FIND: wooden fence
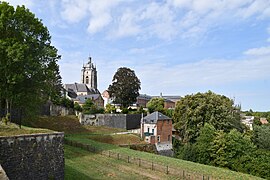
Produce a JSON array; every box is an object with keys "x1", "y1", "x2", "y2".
[{"x1": 65, "y1": 139, "x2": 213, "y2": 180}]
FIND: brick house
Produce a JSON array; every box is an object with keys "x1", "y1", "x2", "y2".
[{"x1": 141, "y1": 111, "x2": 173, "y2": 152}]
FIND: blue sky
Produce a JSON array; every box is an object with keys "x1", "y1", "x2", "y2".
[{"x1": 5, "y1": 0, "x2": 270, "y2": 111}]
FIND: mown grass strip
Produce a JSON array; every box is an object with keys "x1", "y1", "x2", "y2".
[{"x1": 65, "y1": 135, "x2": 263, "y2": 180}]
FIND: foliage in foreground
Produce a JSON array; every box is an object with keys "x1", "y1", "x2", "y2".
[{"x1": 0, "y1": 2, "x2": 62, "y2": 120}]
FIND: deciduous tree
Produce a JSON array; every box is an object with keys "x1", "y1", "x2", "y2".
[
  {"x1": 108, "y1": 67, "x2": 141, "y2": 108},
  {"x1": 146, "y1": 97, "x2": 164, "y2": 113},
  {"x1": 173, "y1": 91, "x2": 243, "y2": 143},
  {"x1": 0, "y1": 2, "x2": 62, "y2": 119}
]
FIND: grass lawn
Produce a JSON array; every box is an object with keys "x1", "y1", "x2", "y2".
[
  {"x1": 23, "y1": 115, "x2": 125, "y2": 135},
  {"x1": 65, "y1": 145, "x2": 176, "y2": 180},
  {"x1": 66, "y1": 134, "x2": 262, "y2": 180},
  {"x1": 0, "y1": 122, "x2": 54, "y2": 136},
  {"x1": 22, "y1": 115, "x2": 263, "y2": 180}
]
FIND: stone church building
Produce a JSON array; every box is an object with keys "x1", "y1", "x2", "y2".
[{"x1": 64, "y1": 57, "x2": 104, "y2": 107}]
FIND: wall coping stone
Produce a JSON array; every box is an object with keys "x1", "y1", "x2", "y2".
[
  {"x1": 0, "y1": 164, "x2": 9, "y2": 180},
  {"x1": 0, "y1": 132, "x2": 64, "y2": 139}
]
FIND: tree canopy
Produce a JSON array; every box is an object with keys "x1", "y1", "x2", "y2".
[
  {"x1": 173, "y1": 91, "x2": 243, "y2": 143},
  {"x1": 146, "y1": 97, "x2": 165, "y2": 113},
  {"x1": 0, "y1": 2, "x2": 62, "y2": 119},
  {"x1": 82, "y1": 99, "x2": 104, "y2": 114},
  {"x1": 108, "y1": 67, "x2": 141, "y2": 108}
]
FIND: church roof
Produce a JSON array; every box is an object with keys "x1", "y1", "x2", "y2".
[
  {"x1": 143, "y1": 111, "x2": 171, "y2": 124},
  {"x1": 75, "y1": 94, "x2": 101, "y2": 104},
  {"x1": 64, "y1": 83, "x2": 100, "y2": 94}
]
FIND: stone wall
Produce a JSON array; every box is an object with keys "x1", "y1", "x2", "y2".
[
  {"x1": 79, "y1": 113, "x2": 141, "y2": 130},
  {"x1": 97, "y1": 114, "x2": 127, "y2": 129},
  {"x1": 0, "y1": 132, "x2": 64, "y2": 180},
  {"x1": 50, "y1": 104, "x2": 74, "y2": 116},
  {"x1": 41, "y1": 102, "x2": 74, "y2": 116}
]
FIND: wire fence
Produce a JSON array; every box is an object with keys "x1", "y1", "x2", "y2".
[{"x1": 65, "y1": 139, "x2": 213, "y2": 180}]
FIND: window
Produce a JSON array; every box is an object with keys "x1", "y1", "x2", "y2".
[
  {"x1": 147, "y1": 127, "x2": 150, "y2": 133},
  {"x1": 168, "y1": 135, "x2": 170, "y2": 141},
  {"x1": 157, "y1": 135, "x2": 160, "y2": 143},
  {"x1": 152, "y1": 129, "x2": 154, "y2": 134},
  {"x1": 86, "y1": 76, "x2": 89, "y2": 84}
]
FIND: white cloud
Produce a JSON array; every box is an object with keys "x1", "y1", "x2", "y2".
[
  {"x1": 111, "y1": 9, "x2": 141, "y2": 38},
  {"x1": 134, "y1": 55, "x2": 270, "y2": 94},
  {"x1": 244, "y1": 46, "x2": 270, "y2": 56},
  {"x1": 60, "y1": 0, "x2": 121, "y2": 34},
  {"x1": 3, "y1": 0, "x2": 34, "y2": 8},
  {"x1": 60, "y1": 0, "x2": 88, "y2": 23},
  {"x1": 56, "y1": 0, "x2": 270, "y2": 40}
]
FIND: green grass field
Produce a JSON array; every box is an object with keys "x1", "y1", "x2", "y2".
[
  {"x1": 22, "y1": 115, "x2": 263, "y2": 179},
  {"x1": 0, "y1": 122, "x2": 53, "y2": 136},
  {"x1": 65, "y1": 145, "x2": 177, "y2": 180}
]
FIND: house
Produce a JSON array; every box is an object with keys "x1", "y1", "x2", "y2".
[
  {"x1": 136, "y1": 94, "x2": 152, "y2": 108},
  {"x1": 152, "y1": 93, "x2": 181, "y2": 109},
  {"x1": 241, "y1": 115, "x2": 254, "y2": 130},
  {"x1": 260, "y1": 118, "x2": 269, "y2": 124},
  {"x1": 141, "y1": 111, "x2": 173, "y2": 154}
]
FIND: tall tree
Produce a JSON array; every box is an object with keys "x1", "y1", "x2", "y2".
[
  {"x1": 146, "y1": 97, "x2": 165, "y2": 113},
  {"x1": 0, "y1": 2, "x2": 62, "y2": 119},
  {"x1": 108, "y1": 67, "x2": 141, "y2": 108},
  {"x1": 173, "y1": 91, "x2": 243, "y2": 143},
  {"x1": 210, "y1": 129, "x2": 255, "y2": 169},
  {"x1": 252, "y1": 125, "x2": 270, "y2": 150}
]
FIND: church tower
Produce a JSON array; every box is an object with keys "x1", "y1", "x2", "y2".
[{"x1": 81, "y1": 56, "x2": 97, "y2": 89}]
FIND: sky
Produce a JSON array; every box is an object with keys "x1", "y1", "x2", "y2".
[{"x1": 4, "y1": 0, "x2": 270, "y2": 111}]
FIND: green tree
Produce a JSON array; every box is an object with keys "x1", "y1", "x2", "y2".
[
  {"x1": 60, "y1": 98, "x2": 74, "y2": 108},
  {"x1": 146, "y1": 97, "x2": 165, "y2": 113},
  {"x1": 82, "y1": 99, "x2": 104, "y2": 114},
  {"x1": 173, "y1": 91, "x2": 243, "y2": 143},
  {"x1": 210, "y1": 129, "x2": 255, "y2": 169},
  {"x1": 105, "y1": 104, "x2": 116, "y2": 113},
  {"x1": 195, "y1": 123, "x2": 216, "y2": 165},
  {"x1": 74, "y1": 102, "x2": 82, "y2": 112},
  {"x1": 108, "y1": 67, "x2": 141, "y2": 108},
  {"x1": 0, "y1": 2, "x2": 61, "y2": 119},
  {"x1": 253, "y1": 125, "x2": 270, "y2": 150}
]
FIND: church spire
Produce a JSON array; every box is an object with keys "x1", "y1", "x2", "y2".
[{"x1": 81, "y1": 56, "x2": 97, "y2": 90}]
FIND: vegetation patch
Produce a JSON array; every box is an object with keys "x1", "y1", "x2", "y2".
[
  {"x1": 0, "y1": 122, "x2": 53, "y2": 136},
  {"x1": 65, "y1": 145, "x2": 175, "y2": 180},
  {"x1": 23, "y1": 115, "x2": 124, "y2": 135},
  {"x1": 87, "y1": 134, "x2": 145, "y2": 145}
]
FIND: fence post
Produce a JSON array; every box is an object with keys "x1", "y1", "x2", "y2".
[
  {"x1": 166, "y1": 165, "x2": 169, "y2": 174},
  {"x1": 183, "y1": 170, "x2": 185, "y2": 179}
]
